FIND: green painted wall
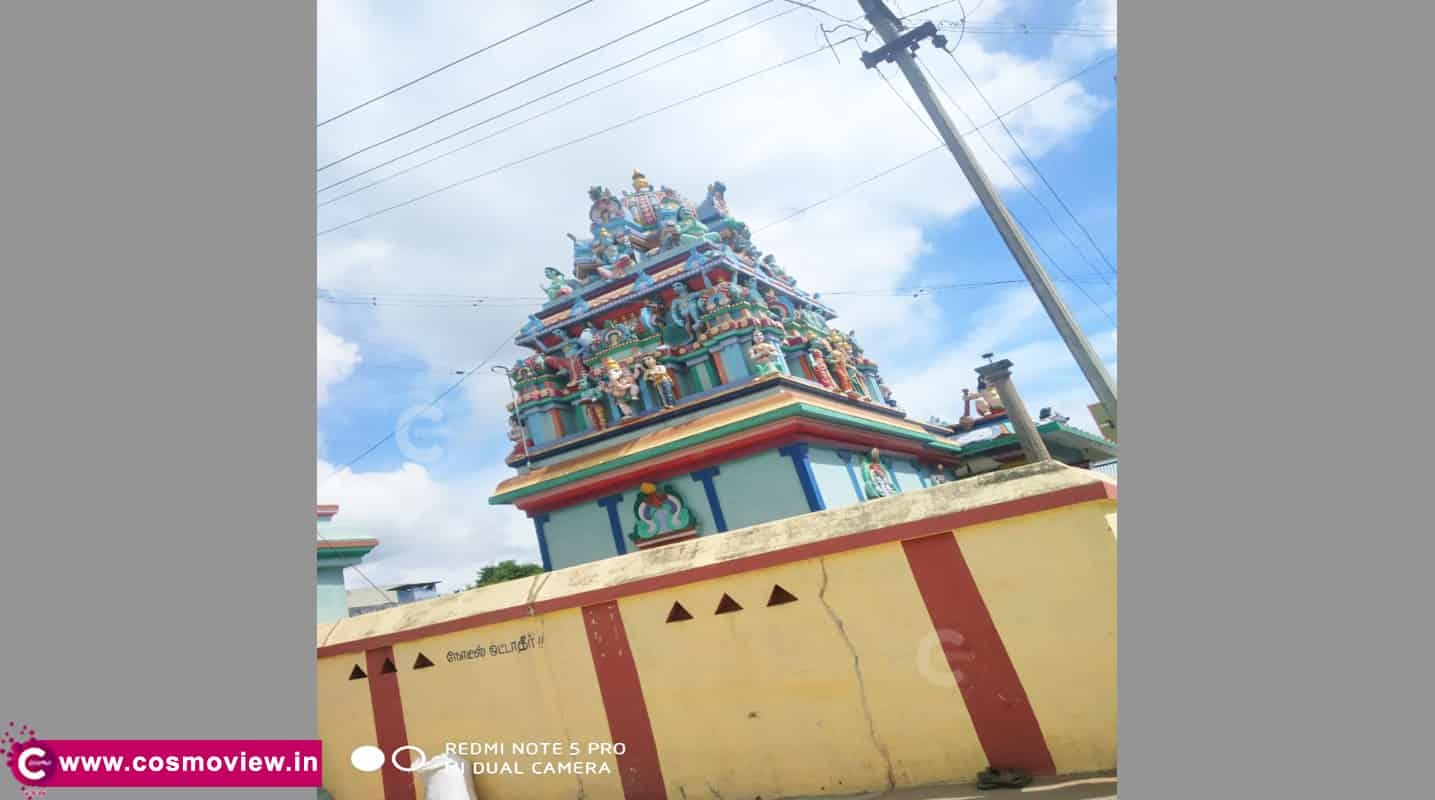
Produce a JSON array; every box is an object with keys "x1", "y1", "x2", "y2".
[
  {"x1": 890, "y1": 458, "x2": 926, "y2": 491},
  {"x1": 542, "y1": 501, "x2": 621, "y2": 570},
  {"x1": 317, "y1": 566, "x2": 348, "y2": 625},
  {"x1": 809, "y1": 446, "x2": 863, "y2": 509},
  {"x1": 706, "y1": 449, "x2": 810, "y2": 531}
]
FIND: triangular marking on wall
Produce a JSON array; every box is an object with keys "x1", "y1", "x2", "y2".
[
  {"x1": 767, "y1": 585, "x2": 799, "y2": 606},
  {"x1": 348, "y1": 665, "x2": 367, "y2": 680},
  {"x1": 715, "y1": 594, "x2": 743, "y2": 615},
  {"x1": 380, "y1": 658, "x2": 398, "y2": 674},
  {"x1": 413, "y1": 653, "x2": 435, "y2": 669},
  {"x1": 665, "y1": 602, "x2": 693, "y2": 623}
]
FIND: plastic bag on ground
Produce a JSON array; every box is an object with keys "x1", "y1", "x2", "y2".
[{"x1": 416, "y1": 753, "x2": 477, "y2": 800}]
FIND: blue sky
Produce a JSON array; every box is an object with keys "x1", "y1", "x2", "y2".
[{"x1": 316, "y1": 0, "x2": 1118, "y2": 590}]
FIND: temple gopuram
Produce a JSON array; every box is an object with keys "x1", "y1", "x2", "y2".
[{"x1": 489, "y1": 171, "x2": 1115, "y2": 571}]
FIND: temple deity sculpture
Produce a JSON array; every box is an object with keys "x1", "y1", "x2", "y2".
[
  {"x1": 808, "y1": 347, "x2": 837, "y2": 390},
  {"x1": 826, "y1": 339, "x2": 855, "y2": 395},
  {"x1": 640, "y1": 353, "x2": 678, "y2": 409},
  {"x1": 668, "y1": 283, "x2": 705, "y2": 342},
  {"x1": 860, "y1": 448, "x2": 899, "y2": 500},
  {"x1": 748, "y1": 331, "x2": 787, "y2": 377},
  {"x1": 878, "y1": 379, "x2": 898, "y2": 408},
  {"x1": 632, "y1": 170, "x2": 651, "y2": 192},
  {"x1": 542, "y1": 267, "x2": 574, "y2": 301},
  {"x1": 601, "y1": 358, "x2": 641, "y2": 419}
]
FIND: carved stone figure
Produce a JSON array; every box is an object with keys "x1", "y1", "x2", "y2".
[
  {"x1": 602, "y1": 358, "x2": 641, "y2": 419},
  {"x1": 542, "y1": 267, "x2": 574, "y2": 301},
  {"x1": 641, "y1": 354, "x2": 677, "y2": 409},
  {"x1": 808, "y1": 347, "x2": 837, "y2": 390},
  {"x1": 748, "y1": 331, "x2": 786, "y2": 377},
  {"x1": 860, "y1": 448, "x2": 899, "y2": 500},
  {"x1": 632, "y1": 170, "x2": 651, "y2": 192}
]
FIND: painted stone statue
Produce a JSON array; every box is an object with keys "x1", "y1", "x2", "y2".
[
  {"x1": 808, "y1": 347, "x2": 837, "y2": 390},
  {"x1": 860, "y1": 448, "x2": 899, "y2": 500},
  {"x1": 641, "y1": 353, "x2": 678, "y2": 409},
  {"x1": 542, "y1": 267, "x2": 574, "y2": 301},
  {"x1": 601, "y1": 358, "x2": 641, "y2": 420},
  {"x1": 748, "y1": 330, "x2": 787, "y2": 377},
  {"x1": 629, "y1": 482, "x2": 697, "y2": 546}
]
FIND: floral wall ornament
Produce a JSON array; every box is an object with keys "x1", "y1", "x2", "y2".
[
  {"x1": 860, "y1": 448, "x2": 899, "y2": 500},
  {"x1": 629, "y1": 482, "x2": 697, "y2": 545}
]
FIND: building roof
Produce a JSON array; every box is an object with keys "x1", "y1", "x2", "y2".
[
  {"x1": 346, "y1": 582, "x2": 441, "y2": 611},
  {"x1": 490, "y1": 377, "x2": 960, "y2": 508}
]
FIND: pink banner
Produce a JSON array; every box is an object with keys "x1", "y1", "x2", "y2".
[{"x1": 7, "y1": 740, "x2": 322, "y2": 788}]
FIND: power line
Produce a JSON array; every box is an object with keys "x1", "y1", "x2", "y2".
[
  {"x1": 317, "y1": 0, "x2": 718, "y2": 173},
  {"x1": 877, "y1": 63, "x2": 939, "y2": 138},
  {"x1": 316, "y1": 41, "x2": 845, "y2": 238},
  {"x1": 915, "y1": 57, "x2": 1116, "y2": 325},
  {"x1": 317, "y1": 0, "x2": 787, "y2": 199},
  {"x1": 318, "y1": 323, "x2": 525, "y2": 487},
  {"x1": 756, "y1": 53, "x2": 1115, "y2": 234},
  {"x1": 316, "y1": 0, "x2": 599, "y2": 128},
  {"x1": 946, "y1": 50, "x2": 1118, "y2": 276}
]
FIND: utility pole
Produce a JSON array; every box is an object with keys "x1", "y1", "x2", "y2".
[{"x1": 857, "y1": 0, "x2": 1118, "y2": 428}]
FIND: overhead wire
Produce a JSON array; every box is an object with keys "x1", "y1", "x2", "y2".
[
  {"x1": 945, "y1": 48, "x2": 1118, "y2": 276},
  {"x1": 316, "y1": 41, "x2": 849, "y2": 238},
  {"x1": 316, "y1": 0, "x2": 600, "y2": 128},
  {"x1": 317, "y1": 0, "x2": 800, "y2": 202},
  {"x1": 914, "y1": 55, "x2": 1117, "y2": 324},
  {"x1": 755, "y1": 52, "x2": 1115, "y2": 234},
  {"x1": 317, "y1": 0, "x2": 719, "y2": 173}
]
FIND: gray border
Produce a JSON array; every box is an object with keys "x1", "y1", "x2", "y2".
[
  {"x1": 1122, "y1": 1, "x2": 1430, "y2": 797},
  {"x1": 0, "y1": 3, "x2": 314, "y2": 797}
]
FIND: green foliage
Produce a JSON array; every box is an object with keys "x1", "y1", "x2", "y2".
[{"x1": 462, "y1": 560, "x2": 544, "y2": 591}]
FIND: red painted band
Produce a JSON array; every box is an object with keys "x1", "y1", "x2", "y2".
[
  {"x1": 365, "y1": 646, "x2": 416, "y2": 800},
  {"x1": 583, "y1": 601, "x2": 667, "y2": 800},
  {"x1": 901, "y1": 534, "x2": 1056, "y2": 775},
  {"x1": 320, "y1": 481, "x2": 1113, "y2": 659}
]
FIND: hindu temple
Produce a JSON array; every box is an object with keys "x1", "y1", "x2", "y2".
[{"x1": 489, "y1": 171, "x2": 1116, "y2": 571}]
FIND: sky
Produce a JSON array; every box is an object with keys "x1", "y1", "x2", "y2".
[{"x1": 315, "y1": 0, "x2": 1119, "y2": 593}]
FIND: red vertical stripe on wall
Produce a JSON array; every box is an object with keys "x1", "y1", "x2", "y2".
[
  {"x1": 366, "y1": 646, "x2": 417, "y2": 800},
  {"x1": 901, "y1": 534, "x2": 1057, "y2": 775},
  {"x1": 583, "y1": 601, "x2": 667, "y2": 800}
]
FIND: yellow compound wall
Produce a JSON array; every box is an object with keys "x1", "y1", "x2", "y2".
[{"x1": 316, "y1": 462, "x2": 1116, "y2": 800}]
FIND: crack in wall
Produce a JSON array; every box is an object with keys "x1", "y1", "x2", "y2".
[{"x1": 817, "y1": 559, "x2": 897, "y2": 791}]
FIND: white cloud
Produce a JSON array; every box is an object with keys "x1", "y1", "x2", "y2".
[
  {"x1": 315, "y1": 1, "x2": 1118, "y2": 582},
  {"x1": 317, "y1": 460, "x2": 537, "y2": 592},
  {"x1": 317, "y1": 322, "x2": 361, "y2": 406}
]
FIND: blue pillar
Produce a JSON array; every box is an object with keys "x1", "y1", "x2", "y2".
[
  {"x1": 531, "y1": 513, "x2": 553, "y2": 571},
  {"x1": 720, "y1": 341, "x2": 750, "y2": 382},
  {"x1": 777, "y1": 443, "x2": 825, "y2": 512},
  {"x1": 690, "y1": 466, "x2": 728, "y2": 533},
  {"x1": 916, "y1": 462, "x2": 931, "y2": 488},
  {"x1": 596, "y1": 493, "x2": 627, "y2": 555},
  {"x1": 835, "y1": 449, "x2": 865, "y2": 502}
]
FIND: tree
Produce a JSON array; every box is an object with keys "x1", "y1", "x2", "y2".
[{"x1": 462, "y1": 560, "x2": 544, "y2": 591}]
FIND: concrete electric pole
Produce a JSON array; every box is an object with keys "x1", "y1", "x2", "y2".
[{"x1": 857, "y1": 0, "x2": 1118, "y2": 429}]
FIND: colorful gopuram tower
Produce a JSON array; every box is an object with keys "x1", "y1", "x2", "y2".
[{"x1": 489, "y1": 171, "x2": 1114, "y2": 571}]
